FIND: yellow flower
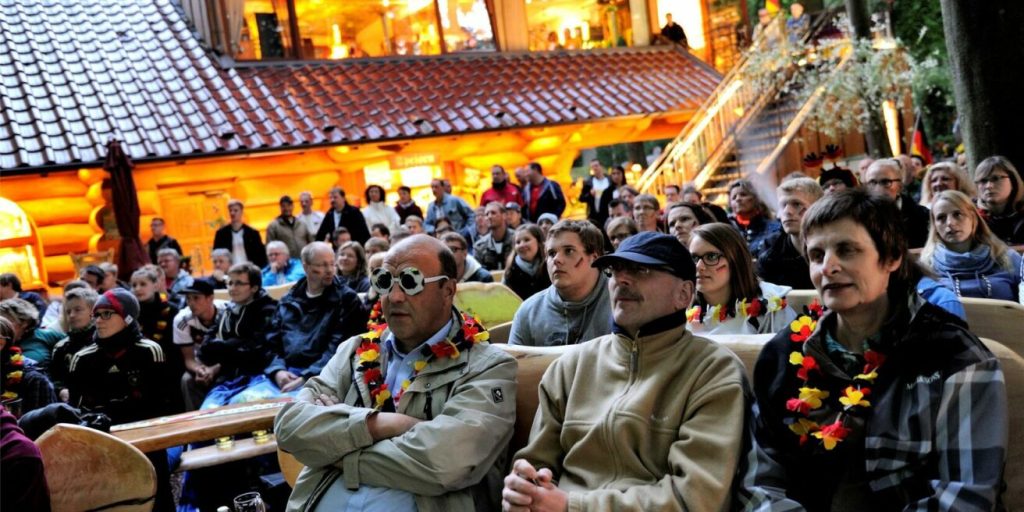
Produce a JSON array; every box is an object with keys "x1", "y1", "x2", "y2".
[
  {"x1": 401, "y1": 380, "x2": 411, "y2": 391},
  {"x1": 686, "y1": 306, "x2": 701, "y2": 322},
  {"x1": 838, "y1": 386, "x2": 870, "y2": 408},
  {"x1": 413, "y1": 360, "x2": 428, "y2": 372},
  {"x1": 789, "y1": 351, "x2": 805, "y2": 365},
  {"x1": 854, "y1": 370, "x2": 878, "y2": 382},
  {"x1": 1, "y1": 391, "x2": 16, "y2": 400},
  {"x1": 10, "y1": 353, "x2": 23, "y2": 365},
  {"x1": 768, "y1": 296, "x2": 784, "y2": 312},
  {"x1": 363, "y1": 330, "x2": 381, "y2": 340},
  {"x1": 709, "y1": 304, "x2": 724, "y2": 324},
  {"x1": 789, "y1": 316, "x2": 816, "y2": 334},
  {"x1": 738, "y1": 298, "x2": 749, "y2": 318},
  {"x1": 374, "y1": 388, "x2": 392, "y2": 408},
  {"x1": 473, "y1": 331, "x2": 490, "y2": 343},
  {"x1": 798, "y1": 387, "x2": 829, "y2": 409},
  {"x1": 788, "y1": 417, "x2": 819, "y2": 436},
  {"x1": 358, "y1": 349, "x2": 380, "y2": 364}
]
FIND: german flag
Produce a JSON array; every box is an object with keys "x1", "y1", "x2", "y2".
[{"x1": 910, "y1": 114, "x2": 933, "y2": 165}]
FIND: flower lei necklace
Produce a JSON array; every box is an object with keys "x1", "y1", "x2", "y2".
[
  {"x1": 686, "y1": 296, "x2": 788, "y2": 325},
  {"x1": 354, "y1": 306, "x2": 489, "y2": 412},
  {"x1": 1, "y1": 347, "x2": 25, "y2": 401},
  {"x1": 784, "y1": 299, "x2": 886, "y2": 450}
]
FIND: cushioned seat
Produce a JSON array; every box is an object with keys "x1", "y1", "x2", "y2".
[{"x1": 454, "y1": 282, "x2": 523, "y2": 328}]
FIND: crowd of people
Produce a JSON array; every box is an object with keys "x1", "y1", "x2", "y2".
[{"x1": 0, "y1": 153, "x2": 1018, "y2": 510}]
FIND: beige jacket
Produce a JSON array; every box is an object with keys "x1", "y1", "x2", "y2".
[
  {"x1": 515, "y1": 320, "x2": 748, "y2": 512},
  {"x1": 275, "y1": 309, "x2": 518, "y2": 511}
]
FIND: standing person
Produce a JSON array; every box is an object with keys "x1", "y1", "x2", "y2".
[
  {"x1": 362, "y1": 184, "x2": 401, "y2": 234},
  {"x1": 424, "y1": 178, "x2": 476, "y2": 233},
  {"x1": 579, "y1": 159, "x2": 611, "y2": 229},
  {"x1": 503, "y1": 224, "x2": 551, "y2": 300},
  {"x1": 920, "y1": 190, "x2": 1022, "y2": 301},
  {"x1": 335, "y1": 241, "x2": 371, "y2": 293},
  {"x1": 67, "y1": 289, "x2": 175, "y2": 511},
  {"x1": 503, "y1": 233, "x2": 747, "y2": 512},
  {"x1": 660, "y1": 12, "x2": 688, "y2": 47},
  {"x1": 757, "y1": 177, "x2": 823, "y2": 290},
  {"x1": 262, "y1": 241, "x2": 306, "y2": 287},
  {"x1": 735, "y1": 189, "x2": 1007, "y2": 510},
  {"x1": 522, "y1": 162, "x2": 566, "y2": 222},
  {"x1": 727, "y1": 179, "x2": 782, "y2": 258},
  {"x1": 296, "y1": 191, "x2": 324, "y2": 238},
  {"x1": 474, "y1": 201, "x2": 514, "y2": 271},
  {"x1": 274, "y1": 236, "x2": 516, "y2": 511},
  {"x1": 316, "y1": 187, "x2": 371, "y2": 246},
  {"x1": 687, "y1": 223, "x2": 797, "y2": 334},
  {"x1": 266, "y1": 195, "x2": 311, "y2": 260},
  {"x1": 394, "y1": 185, "x2": 423, "y2": 224},
  {"x1": 509, "y1": 220, "x2": 611, "y2": 346},
  {"x1": 481, "y1": 164, "x2": 524, "y2": 208},
  {"x1": 786, "y1": 1, "x2": 810, "y2": 43},
  {"x1": 213, "y1": 199, "x2": 267, "y2": 268},
  {"x1": 974, "y1": 156, "x2": 1024, "y2": 244},
  {"x1": 146, "y1": 217, "x2": 182, "y2": 265},
  {"x1": 864, "y1": 159, "x2": 931, "y2": 249}
]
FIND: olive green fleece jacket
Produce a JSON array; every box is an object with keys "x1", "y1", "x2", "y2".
[{"x1": 514, "y1": 320, "x2": 748, "y2": 512}]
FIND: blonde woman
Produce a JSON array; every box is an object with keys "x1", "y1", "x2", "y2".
[
  {"x1": 919, "y1": 161, "x2": 975, "y2": 207},
  {"x1": 920, "y1": 190, "x2": 1021, "y2": 301}
]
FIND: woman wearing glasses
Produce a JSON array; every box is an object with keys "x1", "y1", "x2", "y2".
[
  {"x1": 974, "y1": 156, "x2": 1024, "y2": 245},
  {"x1": 686, "y1": 223, "x2": 796, "y2": 334},
  {"x1": 919, "y1": 190, "x2": 1021, "y2": 301}
]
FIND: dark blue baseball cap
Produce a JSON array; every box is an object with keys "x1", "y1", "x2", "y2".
[{"x1": 592, "y1": 231, "x2": 696, "y2": 281}]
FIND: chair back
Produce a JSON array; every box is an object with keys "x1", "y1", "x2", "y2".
[
  {"x1": 496, "y1": 344, "x2": 569, "y2": 456},
  {"x1": 961, "y1": 298, "x2": 1024, "y2": 358},
  {"x1": 37, "y1": 423, "x2": 156, "y2": 512},
  {"x1": 454, "y1": 282, "x2": 523, "y2": 328},
  {"x1": 984, "y1": 338, "x2": 1024, "y2": 509},
  {"x1": 488, "y1": 321, "x2": 513, "y2": 344}
]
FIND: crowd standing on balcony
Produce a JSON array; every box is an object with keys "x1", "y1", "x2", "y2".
[{"x1": 0, "y1": 153, "x2": 1018, "y2": 511}]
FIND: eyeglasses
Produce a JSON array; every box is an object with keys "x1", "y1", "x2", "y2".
[
  {"x1": 974, "y1": 174, "x2": 1009, "y2": 187},
  {"x1": 601, "y1": 260, "x2": 672, "y2": 278},
  {"x1": 691, "y1": 251, "x2": 724, "y2": 266},
  {"x1": 866, "y1": 178, "x2": 900, "y2": 188},
  {"x1": 227, "y1": 280, "x2": 250, "y2": 287},
  {"x1": 92, "y1": 310, "x2": 118, "y2": 320},
  {"x1": 371, "y1": 267, "x2": 449, "y2": 297},
  {"x1": 446, "y1": 245, "x2": 466, "y2": 253}
]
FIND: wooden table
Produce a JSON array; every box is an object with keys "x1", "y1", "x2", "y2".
[{"x1": 111, "y1": 399, "x2": 291, "y2": 453}]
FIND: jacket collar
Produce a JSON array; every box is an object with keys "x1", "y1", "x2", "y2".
[{"x1": 612, "y1": 308, "x2": 687, "y2": 338}]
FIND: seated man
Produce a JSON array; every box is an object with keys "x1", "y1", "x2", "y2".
[
  {"x1": 173, "y1": 279, "x2": 226, "y2": 411},
  {"x1": 262, "y1": 241, "x2": 306, "y2": 287},
  {"x1": 157, "y1": 248, "x2": 193, "y2": 308},
  {"x1": 260, "y1": 242, "x2": 368, "y2": 396},
  {"x1": 441, "y1": 232, "x2": 493, "y2": 283},
  {"x1": 509, "y1": 220, "x2": 612, "y2": 346},
  {"x1": 757, "y1": 177, "x2": 823, "y2": 289},
  {"x1": 503, "y1": 232, "x2": 748, "y2": 510},
  {"x1": 275, "y1": 235, "x2": 517, "y2": 510}
]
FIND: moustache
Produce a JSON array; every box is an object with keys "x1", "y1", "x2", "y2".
[{"x1": 614, "y1": 290, "x2": 643, "y2": 301}]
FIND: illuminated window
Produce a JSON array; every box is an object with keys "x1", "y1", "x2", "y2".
[
  {"x1": 227, "y1": 0, "x2": 495, "y2": 60},
  {"x1": 526, "y1": 0, "x2": 633, "y2": 51}
]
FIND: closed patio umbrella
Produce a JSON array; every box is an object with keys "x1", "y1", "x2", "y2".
[{"x1": 103, "y1": 139, "x2": 149, "y2": 281}]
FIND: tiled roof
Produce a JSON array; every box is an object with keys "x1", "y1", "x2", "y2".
[{"x1": 0, "y1": 0, "x2": 721, "y2": 173}]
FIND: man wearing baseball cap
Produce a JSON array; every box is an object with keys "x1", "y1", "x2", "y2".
[
  {"x1": 173, "y1": 278, "x2": 227, "y2": 411},
  {"x1": 67, "y1": 288, "x2": 174, "y2": 510},
  {"x1": 503, "y1": 232, "x2": 748, "y2": 511}
]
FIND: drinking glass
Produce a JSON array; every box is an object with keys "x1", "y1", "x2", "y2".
[{"x1": 233, "y1": 491, "x2": 266, "y2": 512}]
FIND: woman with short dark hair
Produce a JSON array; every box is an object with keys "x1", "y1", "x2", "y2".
[
  {"x1": 736, "y1": 188, "x2": 1007, "y2": 510},
  {"x1": 727, "y1": 178, "x2": 781, "y2": 257}
]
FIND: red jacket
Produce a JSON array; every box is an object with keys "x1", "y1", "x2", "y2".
[{"x1": 480, "y1": 183, "x2": 523, "y2": 208}]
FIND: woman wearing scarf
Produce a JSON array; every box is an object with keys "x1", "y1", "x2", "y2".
[
  {"x1": 920, "y1": 190, "x2": 1021, "y2": 301},
  {"x1": 727, "y1": 178, "x2": 781, "y2": 258},
  {"x1": 503, "y1": 224, "x2": 551, "y2": 300}
]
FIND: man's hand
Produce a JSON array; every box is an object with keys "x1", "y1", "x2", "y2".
[
  {"x1": 275, "y1": 370, "x2": 304, "y2": 392},
  {"x1": 196, "y1": 363, "x2": 222, "y2": 385},
  {"x1": 313, "y1": 393, "x2": 339, "y2": 406},
  {"x1": 502, "y1": 459, "x2": 566, "y2": 512},
  {"x1": 367, "y1": 412, "x2": 422, "y2": 441},
  {"x1": 58, "y1": 388, "x2": 69, "y2": 402}
]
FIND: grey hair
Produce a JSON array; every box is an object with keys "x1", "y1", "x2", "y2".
[
  {"x1": 266, "y1": 240, "x2": 290, "y2": 257},
  {"x1": 301, "y1": 241, "x2": 334, "y2": 265},
  {"x1": 0, "y1": 298, "x2": 39, "y2": 328},
  {"x1": 157, "y1": 248, "x2": 181, "y2": 261},
  {"x1": 210, "y1": 248, "x2": 232, "y2": 260}
]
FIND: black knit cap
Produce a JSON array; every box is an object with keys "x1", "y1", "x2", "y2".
[{"x1": 818, "y1": 167, "x2": 857, "y2": 188}]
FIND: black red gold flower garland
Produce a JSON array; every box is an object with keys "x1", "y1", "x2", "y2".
[
  {"x1": 354, "y1": 309, "x2": 488, "y2": 412},
  {"x1": 1, "y1": 347, "x2": 25, "y2": 401},
  {"x1": 784, "y1": 299, "x2": 886, "y2": 450},
  {"x1": 686, "y1": 296, "x2": 788, "y2": 325}
]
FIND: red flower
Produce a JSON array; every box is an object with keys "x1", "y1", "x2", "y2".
[
  {"x1": 430, "y1": 340, "x2": 459, "y2": 359},
  {"x1": 363, "y1": 367, "x2": 383, "y2": 385},
  {"x1": 812, "y1": 420, "x2": 850, "y2": 450},
  {"x1": 786, "y1": 398, "x2": 811, "y2": 415},
  {"x1": 717, "y1": 306, "x2": 729, "y2": 322},
  {"x1": 863, "y1": 350, "x2": 886, "y2": 370},
  {"x1": 795, "y1": 355, "x2": 818, "y2": 381},
  {"x1": 807, "y1": 299, "x2": 824, "y2": 320},
  {"x1": 746, "y1": 299, "x2": 763, "y2": 318}
]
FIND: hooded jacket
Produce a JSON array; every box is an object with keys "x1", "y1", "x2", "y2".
[
  {"x1": 508, "y1": 272, "x2": 612, "y2": 346},
  {"x1": 459, "y1": 255, "x2": 493, "y2": 284},
  {"x1": 199, "y1": 288, "x2": 278, "y2": 379},
  {"x1": 928, "y1": 243, "x2": 1021, "y2": 301}
]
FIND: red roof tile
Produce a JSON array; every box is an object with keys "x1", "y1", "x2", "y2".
[{"x1": 0, "y1": 0, "x2": 720, "y2": 173}]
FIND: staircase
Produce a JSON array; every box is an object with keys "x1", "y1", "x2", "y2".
[{"x1": 636, "y1": 9, "x2": 847, "y2": 205}]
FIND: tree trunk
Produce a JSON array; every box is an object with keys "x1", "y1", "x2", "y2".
[
  {"x1": 845, "y1": 0, "x2": 891, "y2": 157},
  {"x1": 940, "y1": 0, "x2": 1024, "y2": 172},
  {"x1": 626, "y1": 142, "x2": 647, "y2": 170}
]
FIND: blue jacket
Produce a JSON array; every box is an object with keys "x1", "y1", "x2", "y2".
[
  {"x1": 929, "y1": 244, "x2": 1021, "y2": 302},
  {"x1": 732, "y1": 214, "x2": 781, "y2": 260},
  {"x1": 523, "y1": 178, "x2": 566, "y2": 222},
  {"x1": 264, "y1": 276, "x2": 368, "y2": 380},
  {"x1": 261, "y1": 258, "x2": 306, "y2": 287},
  {"x1": 916, "y1": 276, "x2": 966, "y2": 320},
  {"x1": 425, "y1": 193, "x2": 476, "y2": 233}
]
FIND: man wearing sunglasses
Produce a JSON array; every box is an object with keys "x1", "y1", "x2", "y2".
[
  {"x1": 276, "y1": 235, "x2": 517, "y2": 511},
  {"x1": 503, "y1": 232, "x2": 748, "y2": 511}
]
